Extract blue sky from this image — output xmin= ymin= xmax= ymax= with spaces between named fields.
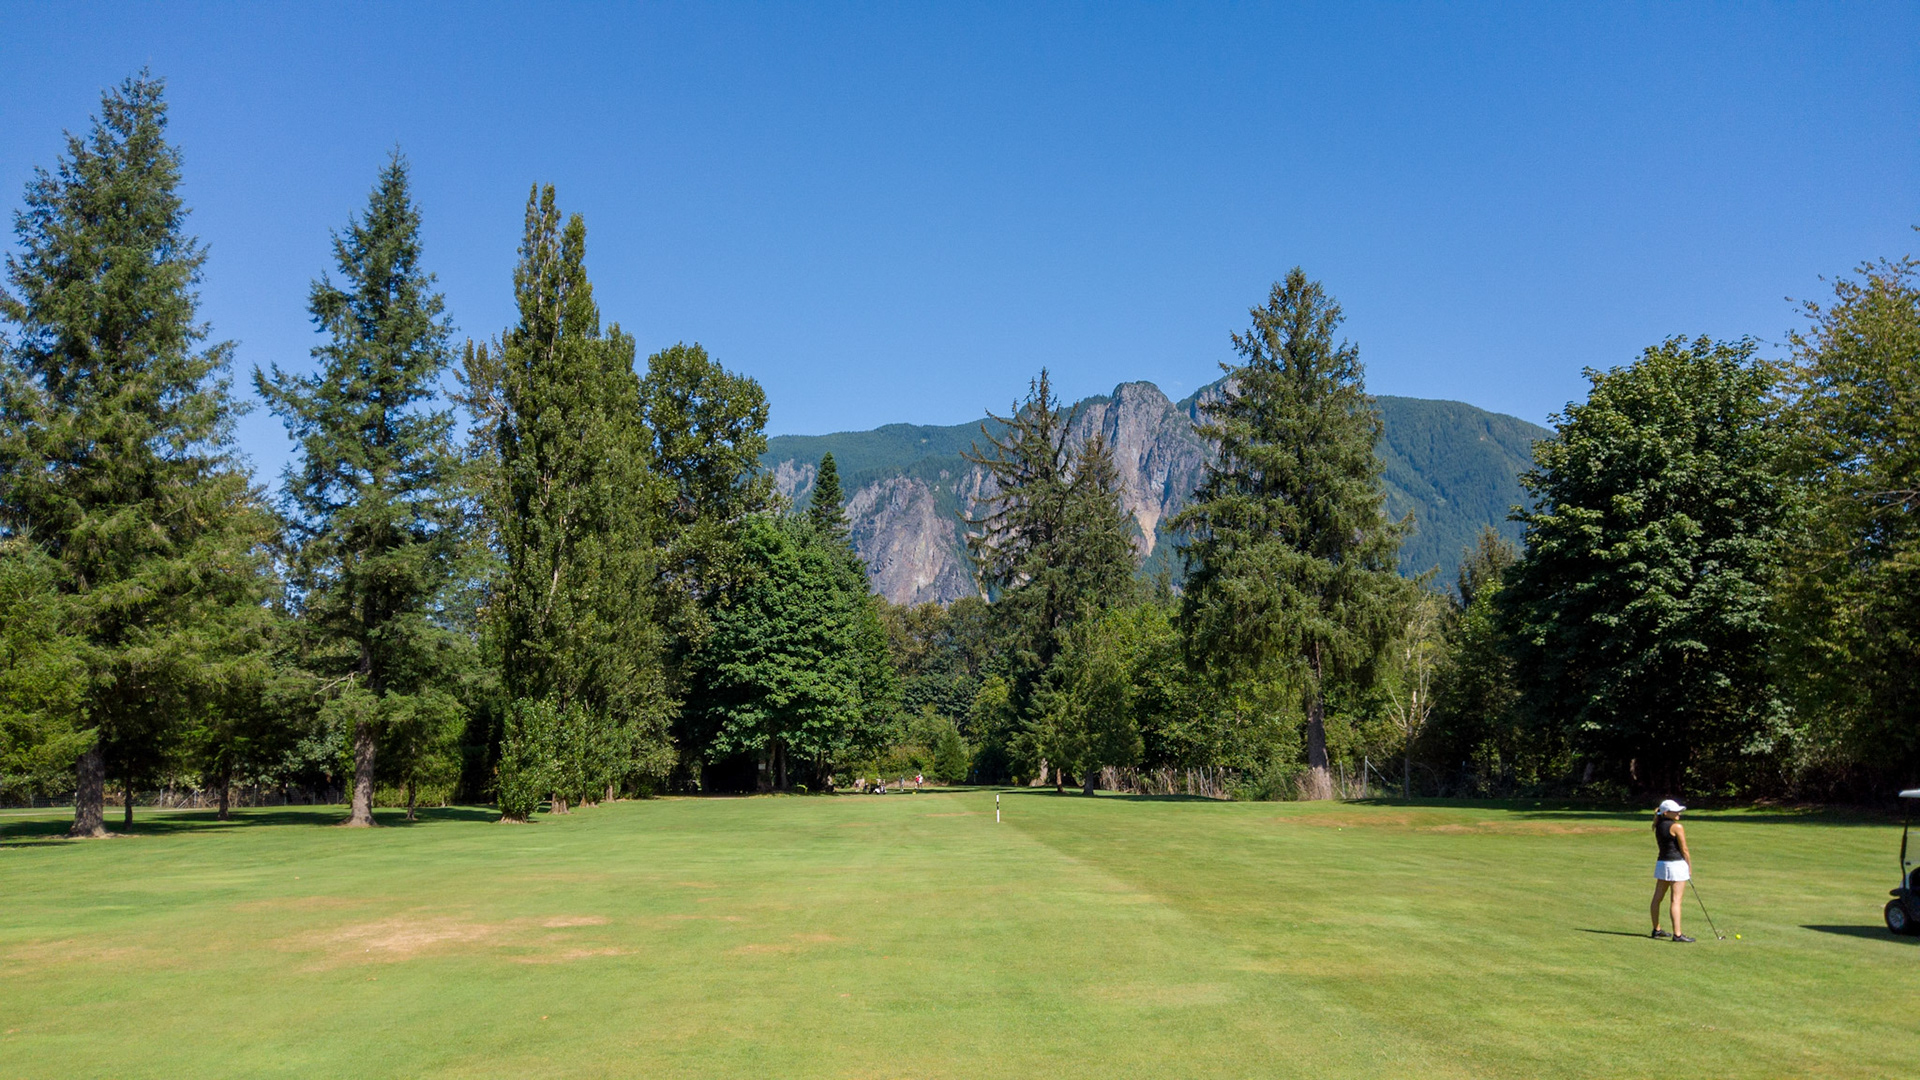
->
xmin=3 ymin=3 xmax=1915 ymax=483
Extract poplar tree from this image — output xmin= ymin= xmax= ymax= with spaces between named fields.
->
xmin=256 ymin=153 xmax=465 ymax=827
xmin=1174 ymin=270 xmax=1409 ymax=801
xmin=484 ymin=186 xmax=670 ymax=816
xmin=0 ymin=73 xmax=273 ymax=837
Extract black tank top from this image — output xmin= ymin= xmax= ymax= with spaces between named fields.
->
xmin=1655 ymin=817 xmax=1685 ymax=862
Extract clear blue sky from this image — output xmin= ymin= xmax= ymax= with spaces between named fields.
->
xmin=3 ymin=4 xmax=1916 ymax=483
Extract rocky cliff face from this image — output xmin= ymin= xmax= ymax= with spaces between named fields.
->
xmin=764 ymin=381 xmax=1546 ymax=606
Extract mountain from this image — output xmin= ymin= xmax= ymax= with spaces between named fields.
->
xmin=762 ymin=381 xmax=1549 ymax=605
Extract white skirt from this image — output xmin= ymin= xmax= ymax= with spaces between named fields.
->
xmin=1655 ymin=859 xmax=1691 ymax=882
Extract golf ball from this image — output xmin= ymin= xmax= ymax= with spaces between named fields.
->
xmin=1734 ymin=934 xmax=1741 ymax=939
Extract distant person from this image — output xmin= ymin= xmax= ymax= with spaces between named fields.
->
xmin=1650 ymin=799 xmax=1694 ymax=943
xmin=915 ymin=773 xmax=924 ymax=790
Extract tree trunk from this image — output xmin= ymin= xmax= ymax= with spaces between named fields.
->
xmin=1303 ymin=691 xmax=1334 ymax=801
xmin=606 ymin=783 xmax=616 ymax=803
xmin=343 ymin=719 xmax=377 ymax=827
xmin=552 ymin=794 xmax=569 ymax=814
xmin=217 ymin=780 xmax=231 ymax=822
xmin=123 ymin=778 xmax=135 ymax=828
xmin=69 ymin=744 xmax=107 ymax=838
xmin=1404 ymin=750 xmax=1412 ymax=801
xmin=405 ymin=778 xmax=417 ymax=822
xmin=1082 ymin=766 xmax=1097 ymax=796
xmin=776 ymin=739 xmax=788 ymax=791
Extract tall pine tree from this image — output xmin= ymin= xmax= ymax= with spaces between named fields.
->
xmin=808 ymin=451 xmax=848 ymax=536
xmin=964 ymin=369 xmax=1136 ymax=788
xmin=1174 ymin=270 xmax=1409 ymax=801
xmin=482 ymin=186 xmax=670 ymax=817
xmin=255 ymin=153 xmax=466 ymax=827
xmin=0 ymin=72 xmax=273 ymax=836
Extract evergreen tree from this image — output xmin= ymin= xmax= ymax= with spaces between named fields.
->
xmin=0 ymin=540 xmax=87 ymax=799
xmin=963 ymin=369 xmax=1137 ymax=788
xmin=483 ymin=186 xmax=670 ymax=817
xmin=808 ymin=451 xmax=848 ymax=536
xmin=0 ymin=72 xmax=274 ymax=837
xmin=1174 ymin=270 xmax=1410 ymax=801
xmin=1779 ymin=253 xmax=1920 ymax=792
xmin=256 ymin=154 xmax=466 ymax=827
xmin=1501 ymin=337 xmax=1788 ymax=795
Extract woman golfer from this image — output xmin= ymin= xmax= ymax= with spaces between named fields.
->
xmin=1650 ymin=799 xmax=1694 ymax=943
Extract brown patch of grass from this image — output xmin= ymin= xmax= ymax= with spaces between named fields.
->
xmin=2 ymin=939 xmax=153 ymax=972
xmin=511 ymin=947 xmax=630 ymax=965
xmin=540 ymin=916 xmax=609 ymax=928
xmin=318 ymin=916 xmax=500 ymax=961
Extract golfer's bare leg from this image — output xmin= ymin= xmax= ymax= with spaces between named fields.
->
xmin=1669 ymin=880 xmax=1686 ymax=937
xmin=1650 ymin=880 xmax=1670 ymax=931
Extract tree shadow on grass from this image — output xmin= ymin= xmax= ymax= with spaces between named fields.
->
xmin=1345 ymin=797 xmax=1901 ymax=827
xmin=1802 ymin=924 xmax=1917 ymax=945
xmin=998 ymin=788 xmax=1223 ymax=803
xmin=1575 ymin=928 xmax=1658 ymax=939
xmin=0 ymin=804 xmax=500 ymax=844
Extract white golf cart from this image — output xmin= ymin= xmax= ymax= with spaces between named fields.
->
xmin=1888 ymin=789 xmax=1920 ymax=936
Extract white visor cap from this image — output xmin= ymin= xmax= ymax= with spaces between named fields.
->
xmin=1656 ymin=799 xmax=1686 ymax=814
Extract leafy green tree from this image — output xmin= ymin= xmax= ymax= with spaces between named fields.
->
xmin=481 ymin=186 xmax=672 ymax=816
xmin=687 ymin=515 xmax=898 ymax=790
xmin=1427 ymin=529 xmax=1530 ymax=795
xmin=256 ymin=154 xmax=466 ymax=827
xmin=964 ymin=369 xmax=1137 ymax=786
xmin=1174 ymin=270 xmax=1410 ymax=800
xmin=808 ymin=451 xmax=848 ymax=536
xmin=1382 ymin=589 xmax=1447 ymax=799
xmin=1045 ymin=603 xmax=1168 ymax=793
xmin=1501 ymin=337 xmax=1788 ymax=795
xmin=0 ymin=72 xmax=274 ymax=837
xmin=880 ymin=596 xmax=998 ymax=727
xmin=1779 ymin=252 xmax=1920 ymax=791
xmin=640 ymin=341 xmax=774 ymax=532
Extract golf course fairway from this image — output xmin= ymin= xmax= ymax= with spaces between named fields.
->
xmin=0 ymin=792 xmax=1909 ymax=1078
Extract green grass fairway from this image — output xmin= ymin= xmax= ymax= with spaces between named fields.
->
xmin=1 ymin=793 xmax=1911 ymax=1078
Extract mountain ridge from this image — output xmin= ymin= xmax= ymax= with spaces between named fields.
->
xmin=763 ymin=381 xmax=1549 ymax=605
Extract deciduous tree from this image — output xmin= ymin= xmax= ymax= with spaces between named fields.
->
xmin=1501 ymin=337 xmax=1788 ymax=795
xmin=480 ymin=186 xmax=671 ymax=816
xmin=1779 ymin=252 xmax=1920 ymax=791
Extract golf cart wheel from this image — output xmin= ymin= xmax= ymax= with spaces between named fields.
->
xmin=1887 ymin=898 xmax=1915 ymax=936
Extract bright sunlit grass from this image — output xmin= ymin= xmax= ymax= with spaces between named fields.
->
xmin=0 ymin=793 xmax=1908 ymax=1078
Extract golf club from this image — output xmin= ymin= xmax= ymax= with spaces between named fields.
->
xmin=1690 ymin=880 xmax=1727 ymax=940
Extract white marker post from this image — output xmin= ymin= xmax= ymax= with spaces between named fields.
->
xmin=996 ymin=792 xmax=1001 ymax=823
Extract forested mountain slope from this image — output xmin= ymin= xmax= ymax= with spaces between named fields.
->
xmin=763 ymin=382 xmax=1548 ymax=604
